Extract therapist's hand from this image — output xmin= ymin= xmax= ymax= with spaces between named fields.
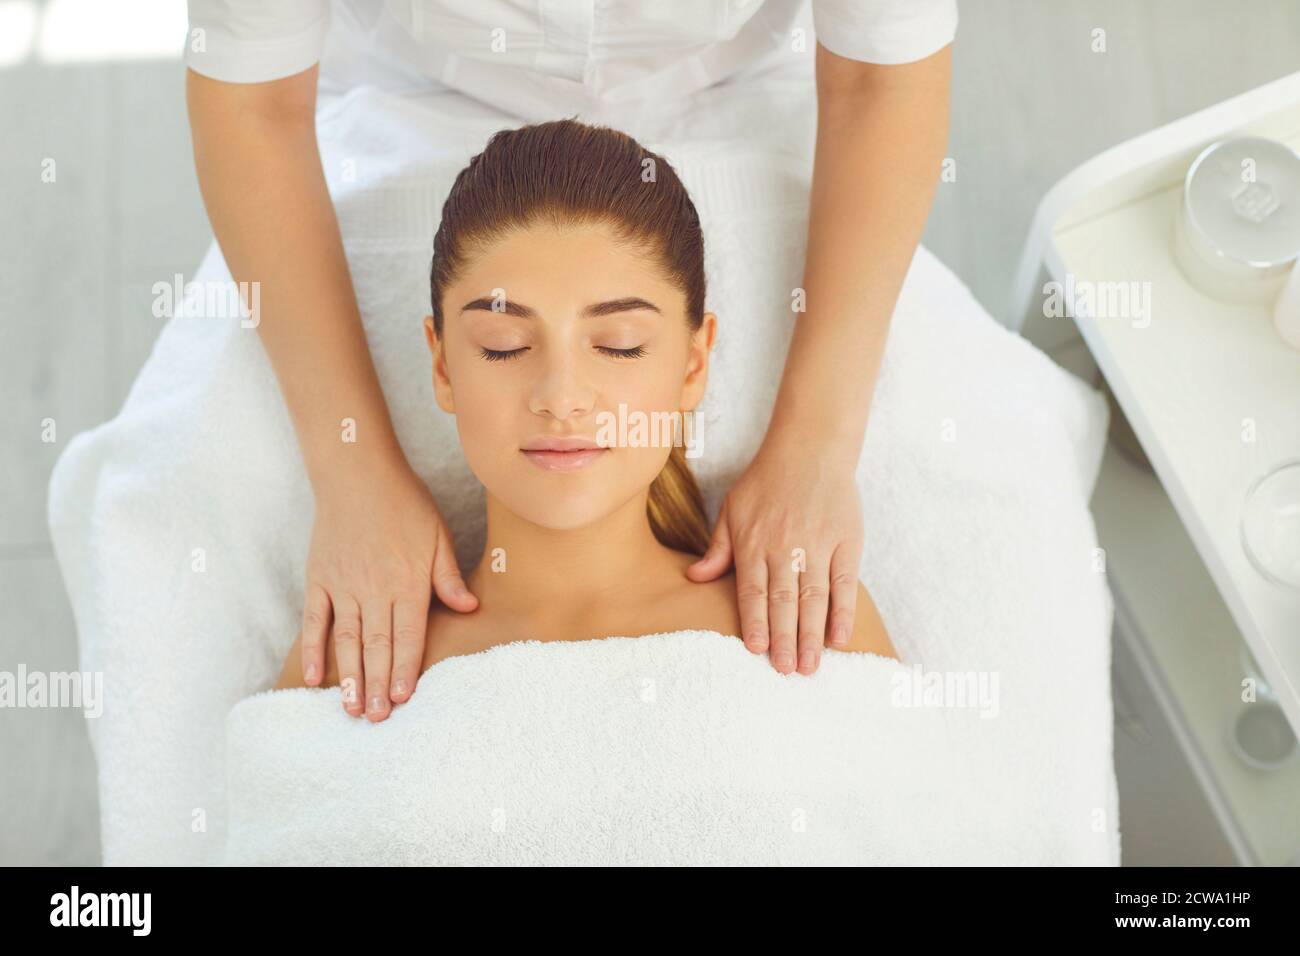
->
xmin=299 ymin=461 xmax=478 ymax=720
xmin=686 ymin=442 xmax=862 ymax=676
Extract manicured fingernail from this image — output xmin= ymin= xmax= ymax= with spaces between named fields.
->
xmin=305 ymin=662 xmax=317 ymax=681
xmin=831 ymin=625 xmax=849 ymax=646
xmin=369 ymin=695 xmax=383 ymax=713
xmin=775 ymin=652 xmax=794 ymax=670
xmin=799 ymin=651 xmax=816 ymax=671
xmin=393 ymin=678 xmax=408 ymax=697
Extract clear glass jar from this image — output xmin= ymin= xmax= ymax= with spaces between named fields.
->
xmin=1240 ymin=459 xmax=1300 ymax=590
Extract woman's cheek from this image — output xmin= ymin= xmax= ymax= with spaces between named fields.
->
xmin=602 ymin=379 xmax=685 ymax=479
xmin=609 ymin=374 xmax=686 ymax=442
xmin=449 ymin=368 xmax=523 ymax=481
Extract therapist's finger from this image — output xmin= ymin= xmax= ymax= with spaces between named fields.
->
xmin=361 ymin=598 xmax=393 ymax=722
xmin=685 ymin=500 xmax=733 ymax=582
xmin=735 ymin=549 xmax=769 ymax=655
xmin=767 ymin=553 xmax=799 ymax=675
xmin=390 ymin=588 xmax=430 ymax=704
xmin=827 ymin=542 xmax=860 ymax=648
xmin=796 ymin=555 xmax=830 ymax=675
xmin=300 ymin=583 xmax=332 ymax=686
xmin=432 ymin=526 xmax=478 ymax=613
xmin=332 ymin=595 xmax=364 ymax=716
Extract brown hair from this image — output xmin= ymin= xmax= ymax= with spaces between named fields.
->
xmin=429 ymin=117 xmax=711 ymax=555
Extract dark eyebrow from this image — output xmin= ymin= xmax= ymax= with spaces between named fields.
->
xmin=458 ymin=296 xmax=661 ymax=319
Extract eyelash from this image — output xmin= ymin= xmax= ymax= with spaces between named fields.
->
xmin=479 ymin=347 xmax=527 ymax=362
xmin=477 ymin=345 xmax=646 ymax=362
xmin=600 ymin=345 xmax=647 ymax=359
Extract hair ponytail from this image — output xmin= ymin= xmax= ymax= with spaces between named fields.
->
xmin=647 ymin=441 xmax=710 ymax=556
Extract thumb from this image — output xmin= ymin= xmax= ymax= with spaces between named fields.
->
xmin=431 ymin=529 xmax=478 ymax=612
xmin=686 ymin=501 xmax=734 ymax=581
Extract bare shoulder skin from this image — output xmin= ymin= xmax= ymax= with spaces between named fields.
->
xmin=276 ymin=556 xmax=895 ymax=692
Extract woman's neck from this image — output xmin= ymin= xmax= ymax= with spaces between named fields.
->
xmin=464 ymin=490 xmax=686 ymax=632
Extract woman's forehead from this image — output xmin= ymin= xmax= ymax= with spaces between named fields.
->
xmin=449 ymin=229 xmax=680 ymax=306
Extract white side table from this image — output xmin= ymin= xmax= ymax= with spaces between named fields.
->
xmin=1013 ymin=70 xmax=1300 ymax=865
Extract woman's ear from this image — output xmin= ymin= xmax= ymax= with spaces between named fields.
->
xmin=424 ymin=314 xmax=456 ymax=414
xmin=679 ymin=311 xmax=716 ymax=413
xmin=423 ymin=313 xmax=436 ymax=353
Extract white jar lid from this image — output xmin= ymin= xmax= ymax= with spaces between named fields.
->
xmin=1175 ymin=136 xmax=1300 ymax=303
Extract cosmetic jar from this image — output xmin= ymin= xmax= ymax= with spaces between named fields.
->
xmin=1231 ymin=642 xmax=1295 ymax=773
xmin=1229 ymin=700 xmax=1297 ymax=771
xmin=1173 ymin=136 xmax=1300 ymax=304
xmin=1240 ymin=459 xmax=1300 ymax=591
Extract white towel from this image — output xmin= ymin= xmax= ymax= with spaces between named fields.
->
xmin=225 ymin=628 xmax=1113 ymax=865
xmin=47 ymin=84 xmax=1115 ymax=865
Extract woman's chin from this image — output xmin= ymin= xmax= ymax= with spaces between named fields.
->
xmin=476 ymin=453 xmax=659 ymax=532
xmin=484 ymin=480 xmax=616 ymax=531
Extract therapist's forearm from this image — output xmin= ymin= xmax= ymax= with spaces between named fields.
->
xmin=765 ymin=44 xmax=952 ymax=467
xmin=186 ymin=66 xmax=405 ymax=490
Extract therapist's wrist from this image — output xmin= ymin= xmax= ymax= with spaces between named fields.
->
xmin=304 ymin=424 xmax=414 ymax=501
xmin=760 ymin=417 xmax=863 ymax=473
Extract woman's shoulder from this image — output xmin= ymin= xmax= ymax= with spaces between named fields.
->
xmin=663 ymin=553 xmax=744 ymax=639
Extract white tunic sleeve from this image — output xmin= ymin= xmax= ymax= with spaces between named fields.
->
xmin=183 ymin=0 xmax=331 ymax=83
xmin=812 ymin=0 xmax=958 ymax=65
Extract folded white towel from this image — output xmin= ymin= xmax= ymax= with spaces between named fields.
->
xmin=47 ymin=84 xmax=1115 ymax=865
xmin=224 ymin=629 xmax=1110 ymax=865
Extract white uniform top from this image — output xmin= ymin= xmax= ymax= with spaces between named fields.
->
xmin=183 ymin=0 xmax=957 ymax=121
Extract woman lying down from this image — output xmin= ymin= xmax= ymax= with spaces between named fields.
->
xmin=276 ymin=118 xmax=897 ymax=693
xmin=225 ymin=120 xmax=1037 ymax=866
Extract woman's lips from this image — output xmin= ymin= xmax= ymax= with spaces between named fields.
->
xmin=521 ymin=447 xmax=610 ymax=472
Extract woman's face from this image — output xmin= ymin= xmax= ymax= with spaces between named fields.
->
xmin=424 ymin=220 xmax=715 ymax=531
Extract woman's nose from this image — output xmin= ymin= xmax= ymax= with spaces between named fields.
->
xmin=527 ymin=352 xmax=596 ymax=421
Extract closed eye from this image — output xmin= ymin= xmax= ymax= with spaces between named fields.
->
xmin=597 ymin=345 xmax=647 ymax=359
xmin=479 ymin=345 xmax=646 ymax=362
xmin=479 ymin=347 xmax=528 ymax=362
